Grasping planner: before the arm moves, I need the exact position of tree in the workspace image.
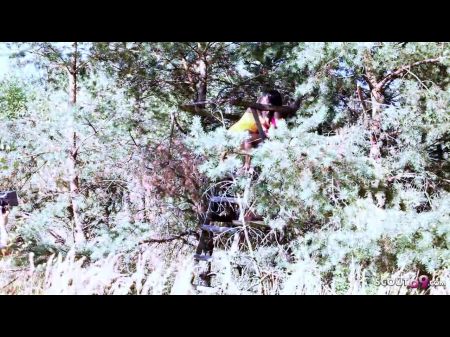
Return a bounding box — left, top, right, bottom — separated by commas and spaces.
1, 42, 448, 294
187, 42, 450, 280
10, 42, 97, 245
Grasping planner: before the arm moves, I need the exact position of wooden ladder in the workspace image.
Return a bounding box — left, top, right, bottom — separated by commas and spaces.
192, 108, 268, 288
192, 179, 271, 288
194, 195, 242, 263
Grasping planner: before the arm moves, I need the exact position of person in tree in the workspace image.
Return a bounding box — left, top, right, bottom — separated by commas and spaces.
227, 89, 283, 170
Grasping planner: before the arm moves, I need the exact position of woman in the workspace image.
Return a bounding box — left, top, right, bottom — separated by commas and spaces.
228, 90, 283, 170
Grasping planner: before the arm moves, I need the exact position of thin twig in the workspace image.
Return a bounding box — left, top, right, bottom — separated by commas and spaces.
139, 230, 197, 246
172, 112, 187, 135
377, 57, 444, 89
1, 276, 19, 290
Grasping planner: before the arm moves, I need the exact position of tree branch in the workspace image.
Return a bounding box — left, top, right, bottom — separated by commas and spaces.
182, 42, 201, 58
356, 84, 369, 113
361, 75, 372, 90
139, 230, 197, 246
46, 44, 69, 67
172, 112, 187, 135
230, 99, 301, 115
76, 59, 91, 73
179, 95, 305, 121
178, 103, 221, 120
29, 50, 69, 73
84, 117, 98, 134
377, 57, 444, 89
362, 51, 379, 89
129, 131, 140, 148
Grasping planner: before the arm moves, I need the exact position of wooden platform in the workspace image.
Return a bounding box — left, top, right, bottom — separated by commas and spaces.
209, 196, 241, 204
200, 224, 238, 234
231, 220, 269, 228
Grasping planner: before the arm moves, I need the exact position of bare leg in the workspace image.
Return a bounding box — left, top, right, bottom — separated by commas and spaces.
242, 133, 262, 171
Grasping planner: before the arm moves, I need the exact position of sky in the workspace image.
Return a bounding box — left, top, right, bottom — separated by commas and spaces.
0, 43, 44, 81
0, 42, 267, 86
0, 43, 11, 77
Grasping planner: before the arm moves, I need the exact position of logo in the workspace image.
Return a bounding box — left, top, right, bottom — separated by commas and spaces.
408, 275, 430, 289
373, 274, 445, 289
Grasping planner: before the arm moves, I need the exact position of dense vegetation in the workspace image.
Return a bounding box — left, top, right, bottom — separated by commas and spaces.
0, 42, 448, 294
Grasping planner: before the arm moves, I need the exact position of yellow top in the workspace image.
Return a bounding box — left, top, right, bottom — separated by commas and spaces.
229, 111, 259, 133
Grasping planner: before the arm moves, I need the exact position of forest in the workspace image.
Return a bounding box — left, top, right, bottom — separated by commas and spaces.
0, 42, 448, 295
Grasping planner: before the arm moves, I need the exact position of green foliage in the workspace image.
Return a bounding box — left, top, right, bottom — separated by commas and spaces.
0, 42, 449, 294
0, 78, 29, 119
186, 42, 450, 291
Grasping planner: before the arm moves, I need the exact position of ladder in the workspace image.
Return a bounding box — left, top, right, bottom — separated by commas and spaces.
192, 108, 269, 288
192, 186, 269, 288
194, 195, 249, 262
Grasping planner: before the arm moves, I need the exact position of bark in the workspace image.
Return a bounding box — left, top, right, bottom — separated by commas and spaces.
369, 89, 384, 161
362, 53, 443, 162
139, 230, 197, 246
356, 84, 370, 128
179, 96, 304, 121
68, 42, 86, 245
362, 50, 384, 162
377, 57, 443, 89
195, 56, 207, 109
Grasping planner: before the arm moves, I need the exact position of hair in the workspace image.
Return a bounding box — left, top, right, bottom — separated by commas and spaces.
263, 89, 282, 106
254, 90, 283, 121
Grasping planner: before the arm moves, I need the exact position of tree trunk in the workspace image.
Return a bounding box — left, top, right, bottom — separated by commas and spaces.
68, 42, 86, 245
362, 50, 385, 162
192, 43, 208, 109
195, 57, 207, 109
369, 88, 384, 161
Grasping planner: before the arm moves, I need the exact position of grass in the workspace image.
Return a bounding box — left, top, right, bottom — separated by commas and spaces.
1, 245, 448, 295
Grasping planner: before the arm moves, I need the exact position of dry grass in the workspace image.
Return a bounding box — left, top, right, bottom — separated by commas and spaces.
1, 247, 448, 295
